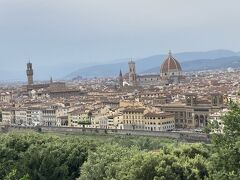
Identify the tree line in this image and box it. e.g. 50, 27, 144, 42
0, 104, 240, 180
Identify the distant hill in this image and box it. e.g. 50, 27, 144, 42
65, 50, 240, 79
144, 56, 240, 74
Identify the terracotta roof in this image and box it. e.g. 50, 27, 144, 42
160, 51, 182, 73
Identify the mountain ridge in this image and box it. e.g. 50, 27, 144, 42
143, 56, 240, 74
66, 49, 240, 79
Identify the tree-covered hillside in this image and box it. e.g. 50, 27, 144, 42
0, 104, 240, 180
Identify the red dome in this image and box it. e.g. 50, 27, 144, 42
160, 51, 182, 74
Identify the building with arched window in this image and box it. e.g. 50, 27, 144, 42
158, 93, 226, 129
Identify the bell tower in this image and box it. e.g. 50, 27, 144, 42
128, 59, 137, 86
26, 62, 33, 85
119, 69, 123, 87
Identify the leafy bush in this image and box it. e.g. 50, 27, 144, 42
1, 104, 240, 180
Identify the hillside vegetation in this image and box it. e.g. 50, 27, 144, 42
1, 104, 240, 180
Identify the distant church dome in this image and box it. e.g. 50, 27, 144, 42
160, 51, 182, 76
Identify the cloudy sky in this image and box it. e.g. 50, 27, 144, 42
0, 0, 240, 80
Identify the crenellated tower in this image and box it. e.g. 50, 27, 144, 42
26, 62, 33, 85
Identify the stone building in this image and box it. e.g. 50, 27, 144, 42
15, 109, 27, 125
42, 107, 58, 126
0, 92, 12, 103
68, 109, 92, 127
22, 62, 86, 98
26, 62, 33, 85
158, 93, 225, 129
1, 108, 15, 125
122, 51, 183, 87
137, 75, 161, 86
144, 112, 175, 131
119, 107, 175, 131
27, 107, 43, 126
128, 60, 137, 86
160, 51, 183, 84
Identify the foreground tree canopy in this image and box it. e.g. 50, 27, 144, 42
0, 104, 239, 180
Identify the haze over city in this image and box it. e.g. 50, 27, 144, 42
1, 0, 240, 80
1, 1, 240, 179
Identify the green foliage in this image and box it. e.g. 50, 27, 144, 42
0, 132, 90, 180
1, 104, 240, 180
208, 104, 240, 179
79, 143, 209, 180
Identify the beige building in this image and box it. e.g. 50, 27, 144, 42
2, 109, 15, 125
27, 107, 43, 126
121, 51, 183, 87
120, 107, 175, 131
159, 93, 225, 129
56, 116, 68, 127
144, 112, 175, 131
68, 109, 92, 127
15, 109, 27, 125
0, 92, 12, 103
113, 114, 123, 129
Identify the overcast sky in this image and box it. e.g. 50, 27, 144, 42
0, 0, 240, 80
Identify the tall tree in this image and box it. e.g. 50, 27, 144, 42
208, 103, 240, 179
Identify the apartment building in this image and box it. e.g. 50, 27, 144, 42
68, 109, 92, 127
120, 107, 175, 131
2, 109, 15, 125
15, 109, 27, 125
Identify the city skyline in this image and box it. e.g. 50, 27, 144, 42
0, 1, 239, 179
1, 0, 240, 80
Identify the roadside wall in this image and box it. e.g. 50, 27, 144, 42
1, 125, 210, 143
